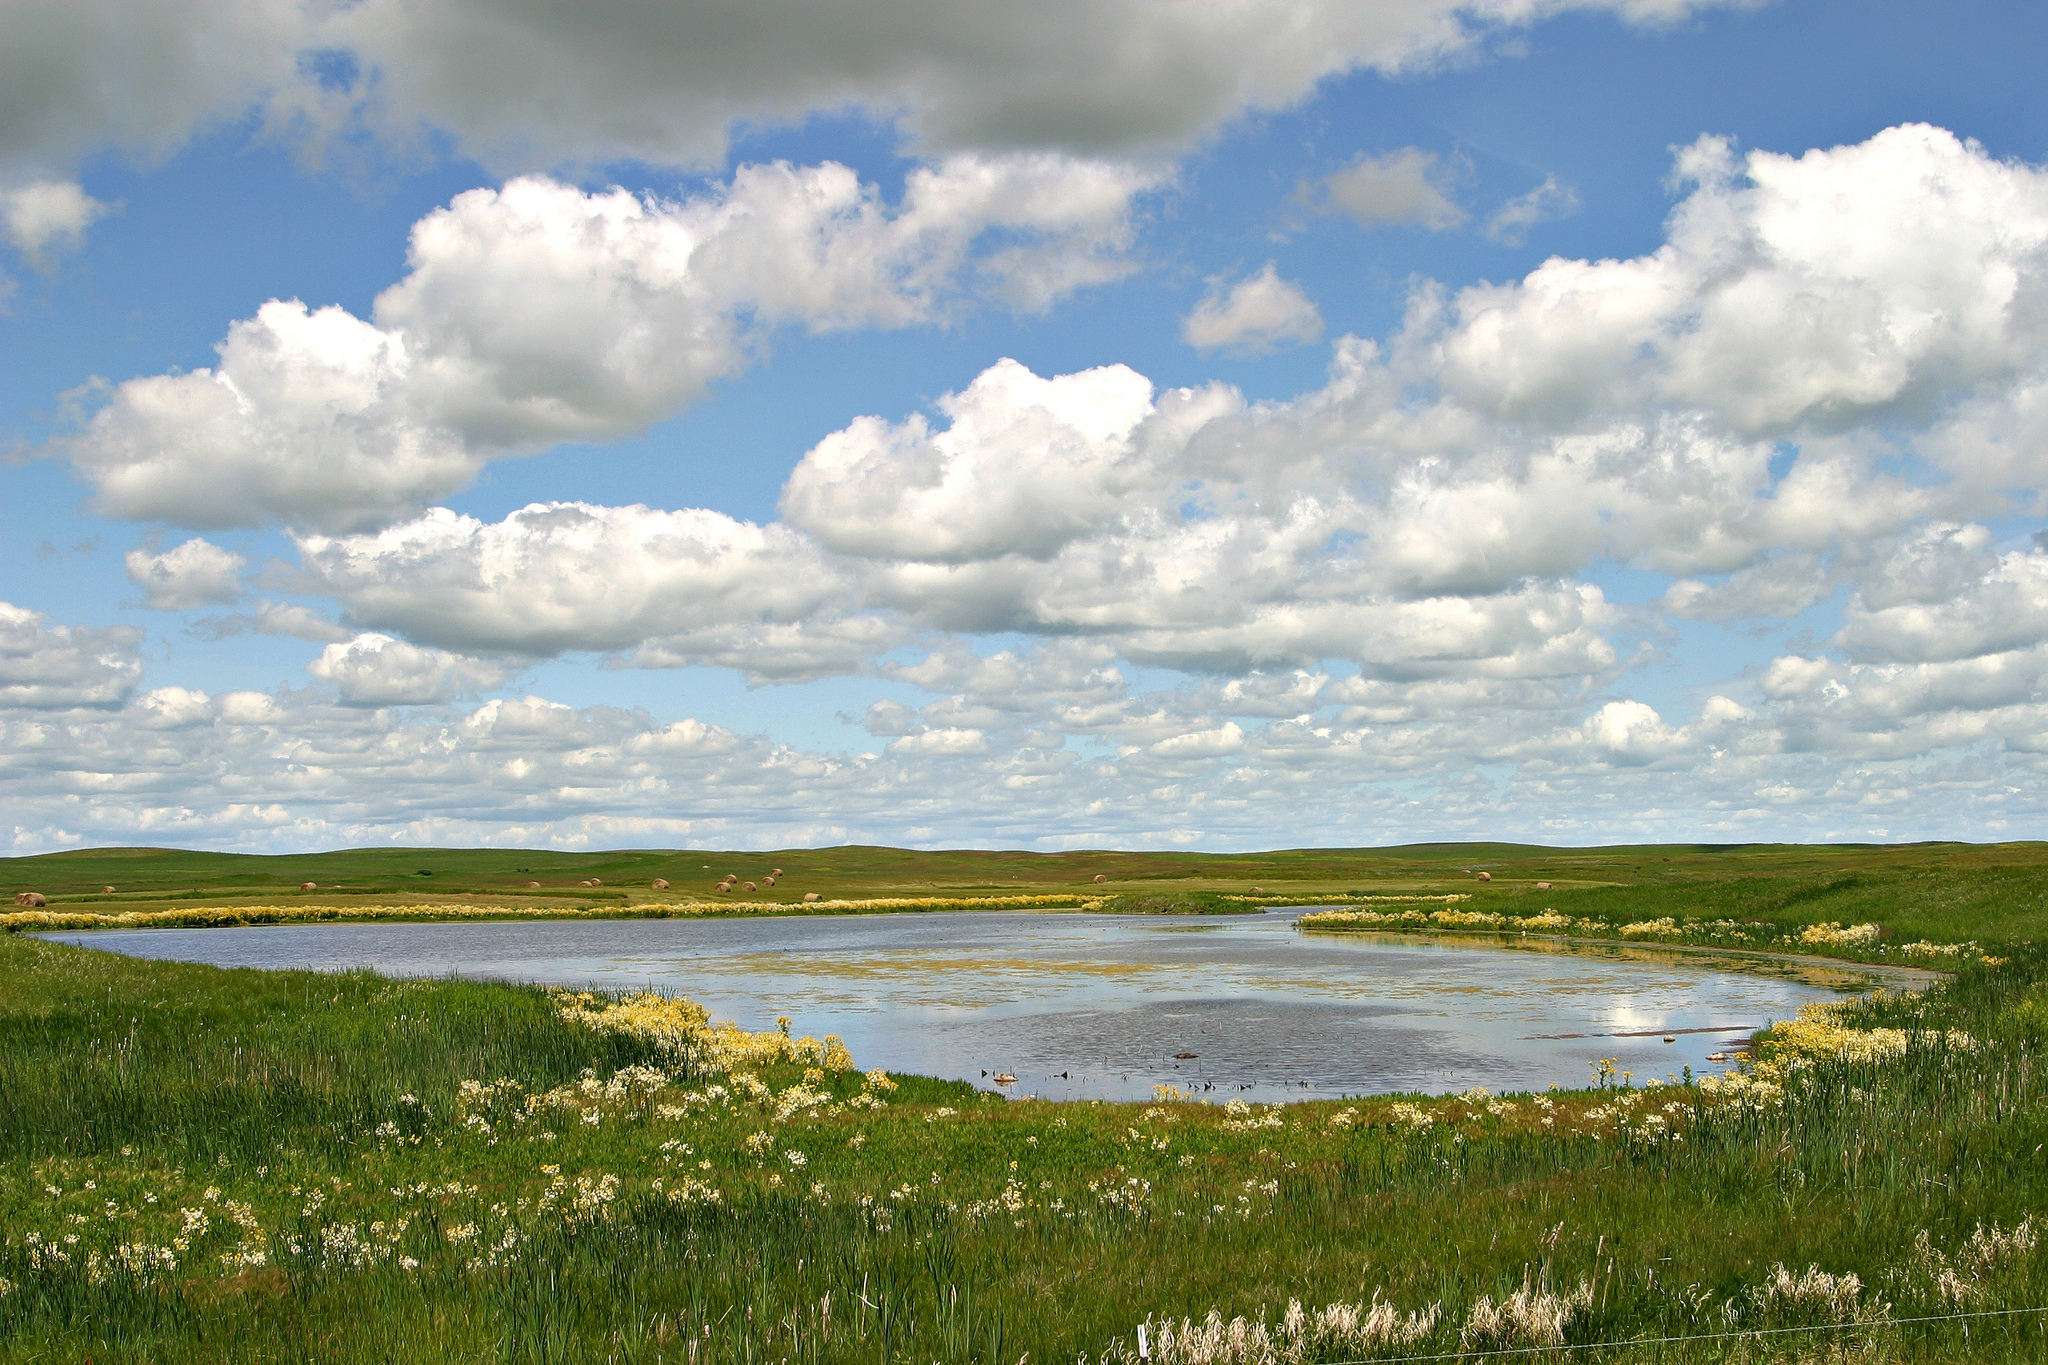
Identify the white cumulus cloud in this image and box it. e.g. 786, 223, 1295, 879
1181, 263, 1324, 356
1417, 125, 2048, 435
307, 633, 509, 705
782, 357, 1157, 562
124, 538, 247, 610
294, 502, 861, 679
62, 157, 1157, 532
4, 179, 110, 267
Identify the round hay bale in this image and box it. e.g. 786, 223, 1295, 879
1475, 871, 1492, 882
772, 867, 784, 876
526, 881, 541, 889
579, 880, 594, 887
300, 881, 318, 892
715, 884, 729, 893
589, 878, 602, 887
651, 878, 669, 890
1250, 886, 1265, 894
1535, 881, 1551, 890
743, 881, 757, 892
1093, 874, 1107, 884
763, 876, 776, 887
100, 886, 116, 894
15, 891, 46, 907
803, 892, 820, 903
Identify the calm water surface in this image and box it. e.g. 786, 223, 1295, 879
44, 911, 1910, 1102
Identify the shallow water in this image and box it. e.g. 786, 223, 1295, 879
42, 910, 1905, 1102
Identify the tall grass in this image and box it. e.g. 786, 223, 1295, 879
4, 934, 2048, 1362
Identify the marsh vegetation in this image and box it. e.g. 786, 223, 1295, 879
4, 909, 2048, 1361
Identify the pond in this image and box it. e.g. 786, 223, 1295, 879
41, 910, 1920, 1103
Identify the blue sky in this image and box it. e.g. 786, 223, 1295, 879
6, 0, 2048, 853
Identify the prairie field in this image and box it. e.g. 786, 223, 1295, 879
7, 840, 2048, 953
4, 842, 2048, 1361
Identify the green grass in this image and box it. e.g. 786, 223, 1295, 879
7, 917, 2048, 1362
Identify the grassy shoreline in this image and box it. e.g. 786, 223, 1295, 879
6, 921, 2048, 1361
11, 841, 2048, 972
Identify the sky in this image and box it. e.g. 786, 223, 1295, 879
6, 0, 2048, 856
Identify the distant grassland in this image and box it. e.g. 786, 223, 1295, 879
8, 842, 2048, 963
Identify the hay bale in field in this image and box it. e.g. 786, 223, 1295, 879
772, 867, 783, 876
300, 881, 317, 892
1536, 881, 1551, 889
743, 881, 757, 892
651, 878, 669, 890
1250, 886, 1265, 894
715, 883, 729, 893
1094, 874, 1107, 884
1475, 871, 1492, 882
803, 892, 820, 903
579, 880, 594, 887
15, 891, 46, 907
763, 876, 776, 887
589, 878, 602, 886
526, 881, 541, 888
100, 886, 116, 894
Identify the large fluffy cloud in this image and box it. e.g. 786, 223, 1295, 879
291, 502, 897, 683
3, 1, 1735, 183
782, 358, 1158, 563
306, 633, 509, 706
1413, 126, 2048, 438
63, 157, 1153, 532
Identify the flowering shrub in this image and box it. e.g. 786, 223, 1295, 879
550, 989, 855, 1072
1799, 922, 1883, 947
